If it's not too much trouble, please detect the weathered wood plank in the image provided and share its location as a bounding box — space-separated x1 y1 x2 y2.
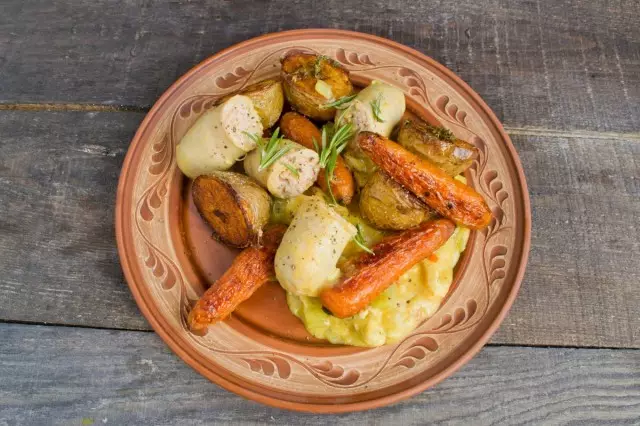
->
0 324 638 425
0 110 639 347
492 132 640 348
1 111 639 347
0 0 638 132
0 111 150 330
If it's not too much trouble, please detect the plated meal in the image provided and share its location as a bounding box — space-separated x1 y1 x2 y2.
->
117 29 530 411
179 52 491 347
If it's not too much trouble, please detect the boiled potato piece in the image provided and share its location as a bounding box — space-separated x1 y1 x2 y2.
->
218 79 284 129
192 172 271 248
244 140 320 199
275 198 356 297
281 53 353 121
359 171 436 230
336 80 406 137
337 81 406 187
176 95 262 178
397 119 478 176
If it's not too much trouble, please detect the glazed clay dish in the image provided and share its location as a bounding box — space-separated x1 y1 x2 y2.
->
116 29 531 412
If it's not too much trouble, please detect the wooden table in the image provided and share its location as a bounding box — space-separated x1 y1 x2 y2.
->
1 1 638 424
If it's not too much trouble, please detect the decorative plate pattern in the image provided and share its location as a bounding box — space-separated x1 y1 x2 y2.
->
116 29 530 413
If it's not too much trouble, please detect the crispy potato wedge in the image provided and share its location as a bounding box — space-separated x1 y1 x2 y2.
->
320 219 455 318
192 172 271 248
281 53 353 121
280 112 355 204
188 226 286 332
359 171 436 230
358 132 491 229
218 78 284 128
397 119 478 176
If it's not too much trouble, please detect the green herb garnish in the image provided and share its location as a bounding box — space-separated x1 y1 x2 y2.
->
314 55 329 79
317 123 354 204
370 94 385 122
245 127 292 171
321 94 357 110
353 224 374 254
283 162 300 177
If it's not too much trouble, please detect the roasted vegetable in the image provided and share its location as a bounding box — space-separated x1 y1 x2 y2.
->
359 171 436 230
275 198 357 297
218 79 284 129
281 53 353 121
336 80 406 138
358 132 492 229
244 136 320 199
397 119 478 176
177 95 262 178
192 172 271 248
188 225 286 333
337 81 406 187
280 112 355 204
320 219 456 318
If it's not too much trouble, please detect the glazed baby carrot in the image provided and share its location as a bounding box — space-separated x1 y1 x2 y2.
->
357 132 491 229
280 112 355 204
188 225 286 332
320 219 455 318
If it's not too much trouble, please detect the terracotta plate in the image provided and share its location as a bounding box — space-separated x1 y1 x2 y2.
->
116 29 531 412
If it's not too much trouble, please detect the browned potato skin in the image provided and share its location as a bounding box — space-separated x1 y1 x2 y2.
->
218 79 284 128
321 219 455 318
359 171 436 230
397 119 478 176
192 172 271 248
188 226 286 333
281 53 353 121
358 132 492 230
280 112 355 204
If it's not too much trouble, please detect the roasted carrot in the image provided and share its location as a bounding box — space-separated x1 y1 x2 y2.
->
188 225 286 332
280 112 355 204
320 219 455 318
358 132 492 229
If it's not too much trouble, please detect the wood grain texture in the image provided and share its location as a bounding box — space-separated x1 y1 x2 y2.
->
0 110 150 330
490 133 640 348
0 323 638 425
0 0 639 132
0 110 638 348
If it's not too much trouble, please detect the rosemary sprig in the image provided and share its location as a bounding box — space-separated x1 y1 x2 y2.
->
370 94 385 122
283 162 300 177
314 55 325 79
317 123 354 204
353 224 374 254
321 93 357 110
244 127 292 171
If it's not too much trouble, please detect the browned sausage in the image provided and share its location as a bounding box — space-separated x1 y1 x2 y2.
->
280 112 355 204
320 219 455 318
357 132 491 229
188 226 286 332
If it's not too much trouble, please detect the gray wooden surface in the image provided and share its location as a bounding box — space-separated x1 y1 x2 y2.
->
1 324 639 425
0 0 638 423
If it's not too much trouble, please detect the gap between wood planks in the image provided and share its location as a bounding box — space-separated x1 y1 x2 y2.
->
2 102 640 142
1 319 638 351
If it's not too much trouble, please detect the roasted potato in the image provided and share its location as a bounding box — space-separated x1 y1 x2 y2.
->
192 172 271 248
281 53 353 121
359 171 436 230
397 119 478 176
219 79 284 128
